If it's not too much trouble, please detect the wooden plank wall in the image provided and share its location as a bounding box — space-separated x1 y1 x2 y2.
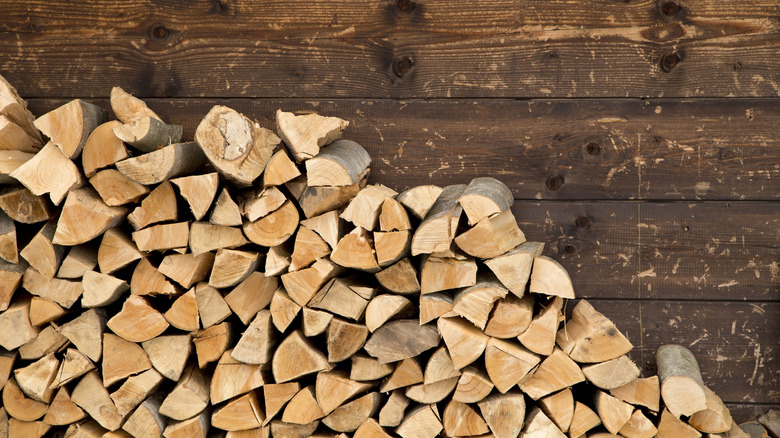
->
4 0 779 421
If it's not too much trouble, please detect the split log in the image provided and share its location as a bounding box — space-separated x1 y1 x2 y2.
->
379 197 411 232
109 369 164 418
240 186 287 222
309 277 372 321
340 184 397 231
688 386 733 434
232 310 275 365
225 272 278 325
50 348 94 389
529 256 575 299
265 244 291 276
380 358 423 392
519 349 585 400
0 262 24 312
131 222 189 252
270 287 302 332
116 142 205 185
101 333 151 386
374 230 411 267
262 149 301 187
33 99 106 159
396 404 443 438
171 173 219 220
18 326 67 360
190 221 248 255
52 187 125 246
0 350 16 389
63 419 107 437
209 249 259 288
405 377 458 404
130 258 178 296
583 355 641 390
10 142 82 205
0 75 42 146
192 322 231 368
158 252 214 289
452 367 493 404
569 401 602 438
419 293 454 324
420 255 477 294
484 337 540 393
43 388 86 426
58 245 98 279
323 392 381 433
290 226 331 271
297 169 369 218
272 330 331 383
452 276 508 329
477 390 526 438
3 376 48 422
106 295 169 343
365 295 413 332
82 271 128 308
458 177 513 225
375 258 420 295
331 227 379 272
163 410 210 438
378 390 409 427
364 319 440 364
71 371 124 430
194 282 232 328
113 116 183 152
196 105 278 186
8 418 50 438
437 317 489 370
355 418 391 438
484 293 534 338
610 375 660 413
211 349 269 404
23 267 83 308
539 388 574 433
276 110 349 163
758 410 780 438
269 420 318 438
89 169 149 206
97 228 144 274
29 297 65 326
442 399 489 437
281 258 344 307
524 408 566 438
0 211 17 264
20 221 63 278
0 150 34 185
556 299 633 363
210 188 243 226
593 390 634 435
159 364 210 421
315 371 372 415
411 185 466 256
141 334 191 382
122 394 167 438
263 382 301 426
0 187 50 224
81 121 128 177
56 308 105 361
619 409 658 438
109 87 160 123
350 354 393 382
243 200 299 247
127 181 178 230
455 209 526 259
740 421 769 438
396 185 443 221
211 392 264 431
300 210 342 250
302 307 333 337
14 352 58 402
656 344 708 417
518 297 563 356
327 318 369 363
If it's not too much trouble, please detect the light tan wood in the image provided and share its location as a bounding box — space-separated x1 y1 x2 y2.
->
484 293 534 338
300 210 342 250
396 404 443 438
43 387 86 426
737 421 767 438
618 409 657 438
453 276 508 329
211 349 269 405
302 307 333 337
458 177 514 225
529 255 576 299
455 209 526 259
107 295 169 343
159 364 209 421
485 337 541 393
110 87 161 124
3 376 48 422
0 263 23 313
355 417 392 438
539 388 574 433
263 382 301 426
350 354 392 382
225 271 278 325
28 297 65 326
163 410 210 438
262 148 301 187
13 353 58 403
211 391 265 431
265 244 291 276
122 394 167 438
420 255 477 294
304 139 373 189
314 370 371 416
101 333 151 387
33 99 106 158
380 358 424 392
58 245 98 279
20 221 63 278
89 169 149 206
421 346 459 385
22 267 83 308
281 257 344 307
116 142 205 185
0 211 17 265
758 410 780 438
113 116 183 153
411 184 466 256
364 319 439 364
375 258 420 295
569 401 602 438
209 248 259 288
56 308 105 362
189 221 248 255
81 271 128 308
437 316 489 370
0 349 16 390
110 368 164 418
243 200 298 247
71 370 124 431
171 172 219 221
327 318 369 363
309 277 372 321
657 408 702 438
519 296 563 356
374 230 411 268
8 418 50 437
241 186 287 221
97 228 144 274
365 294 413 332
593 390 634 435
210 187 243 226
656 344 708 418
323 392 381 433
419 293 454 324
158 252 214 289
378 197 411 232
10 142 82 205
290 226 331 271
609 375 660 413
275 110 348 162
582 355 640 390
331 226 379 272
0 75 42 146
18 325 67 360
689 386 733 434
0 150 34 185
340 184 397 230
452 367 493 404
0 187 50 224
81 121 129 177
519 349 585 400
192 321 231 368
127 181 178 230
130 257 178 296
232 310 275 364
405 377 458 404
63 419 107 437
524 407 566 438
556 299 633 363
270 286 302 332
377 390 409 428
442 399 489 437
298 168 368 218
193 281 231 328
272 330 331 383
50 348 94 389
131 221 189 252
396 185 443 221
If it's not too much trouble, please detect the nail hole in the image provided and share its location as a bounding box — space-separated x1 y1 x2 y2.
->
661 1 680 17
563 244 577 255
546 175 564 191
661 53 680 73
575 216 592 228
395 0 415 13
585 142 600 155
393 57 413 78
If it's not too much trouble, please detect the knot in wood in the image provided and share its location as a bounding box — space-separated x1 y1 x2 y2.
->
546 174 564 191
395 0 416 13
661 53 680 73
393 57 413 78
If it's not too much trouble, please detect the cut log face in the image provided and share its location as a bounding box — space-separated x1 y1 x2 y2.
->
538 388 574 433
263 382 301 426
656 344 708 418
281 258 344 307
0 263 23 312
270 286 302 332
33 99 106 159
43 387 87 426
272 330 332 383
452 367 493 404
192 321 232 368
0 187 51 224
82 270 128 308
110 368 164 418
19 325 68 360
315 371 372 415
327 318 369 363
0 78 42 148
454 209 526 259
159 364 210 421
484 293 534 338
71 370 124 431
113 116 183 153
98 228 144 274
582 354 641 390
195 282 232 328
53 187 126 246
437 317 488 370
262 148 301 187
232 310 275 365
243 200 299 247
309 277 372 321
518 349 585 400
364 319 440 364
14 352 59 403
10 142 83 205
211 391 265 432
240 186 288 222
484 337 540 393
365 294 413 332
300 210 342 250
50 348 95 389
609 375 660 413
529 256 575 299
110 86 160 124
276 110 349 163
419 292 454 325
211 187 243 226
405 376 458 404
331 226 379 272
411 184 466 256
56 308 105 362
396 185 443 220
190 221 248 255
323 392 381 433
0 150 34 185
380 358 424 392
374 230 411 268
304 138 372 188
458 177 514 225
106 295 169 343
556 299 633 363
158 251 214 289
340 184 397 231
619 409 658 438
116 142 205 185
375 258 420 295
23 267 83 308
477 391 526 438
225 271 278 325
350 354 393 382
89 169 149 206
127 180 178 230
58 244 98 279
171 172 219 220
453 277 508 330
396 404 443 438
131 257 178 296
3 376 48 422
209 248 259 288
442 399 489 437
122 394 167 438
420 255 477 294
211 349 269 405
20 220 64 278
132 222 189 252
569 401 602 438
524 407 566 438
518 296 563 356
101 333 151 387
290 225 331 271
656 408 702 438
378 390 410 428
265 244 291 277
688 386 733 434
142 334 191 382
593 390 634 435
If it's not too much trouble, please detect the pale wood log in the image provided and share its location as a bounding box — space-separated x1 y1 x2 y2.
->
272 330 332 383
130 258 178 296
419 293 454 324
529 255 575 299
241 186 287 221
209 248 259 288
232 310 275 365
374 230 411 267
609 375 660 413
122 394 167 438
50 348 94 389
82 271 128 308
23 267 83 308
290 226 331 271
8 418 50 437
263 382 301 426
33 99 106 158
365 319 439 364
453 276 508 330
350 354 393 382
265 244 291 276
113 116 183 153
109 369 164 418
739 421 769 438
304 138 371 186
107 295 168 343
262 148 301 187
519 296 563 356
377 390 409 428
198 274 234 327
0 187 50 224
52 187 125 246
101 333 151 387
0 75 42 146
365 294 413 332
379 197 411 232
298 167 369 218
29 297 65 326
618 409 657 438
420 255 477 294
405 377 458 404
0 262 23 312
127 181 177 230
71 370 124 430
211 391 264 431
315 371 372 415
708 422 752 438
331 226 380 272
20 220 63 278
422 346 460 385
302 307 333 337
243 200 298 247
210 187 243 226
442 399 489 437
131 222 189 252
0 350 16 390
158 252 214 289
211 349 269 404
270 286 302 332
396 404 443 438
485 337 541 393
593 390 634 435
18 325 68 360
163 410 210 438
89 169 149 206
141 334 191 381
97 228 144 274
656 344 708 417
0 297 40 350
196 105 278 186
225 272 277 325
309 277 372 321
63 419 107 437
109 86 160 124
437 317 488 370
0 211 17 264
519 349 585 400
43 387 86 426
286 173 308 200
539 388 574 433
116 142 205 185
455 209 526 259
484 293 534 338
171 172 219 221
192 321 231 368
556 299 633 363
396 185 443 221
269 420 319 438
689 386 733 434
14 353 58 403
10 142 82 205
375 258 420 295
355 418 392 438
582 355 640 390
3 377 47 422
452 367 493 404
81 121 129 177
323 392 381 433
758 410 780 438
276 110 348 162
300 210 342 250
380 358 423 392
0 150 34 185
328 318 369 363
56 309 105 362
281 257 344 307
189 222 248 256
340 184 397 230
58 245 98 279
411 184 466 256
458 177 514 225
159 364 209 421
569 401 602 438
524 407 566 438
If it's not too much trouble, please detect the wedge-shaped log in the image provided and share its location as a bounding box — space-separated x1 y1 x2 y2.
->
315 371 372 415
453 276 508 329
43 387 86 426
0 187 50 224
656 344 709 418
331 227 380 272
194 282 232 328
328 318 369 363
82 271 128 308
0 298 39 350
262 148 301 187
610 375 660 413
113 116 183 152
530 255 575 299
107 295 169 343
556 299 633 363
265 244 291 276
211 392 265 431
355 418 392 438
0 75 42 146
210 187 243 226
290 226 330 273
309 277 372 321
97 228 144 274
110 86 161 123
171 172 219 221
688 386 733 434
272 330 331 383
158 252 214 289
350 354 393 382
101 333 151 387
89 169 149 206
519 349 585 400
50 348 94 389
300 210 341 250
240 186 287 221
484 293 534 338
485 337 540 393
396 404 443 438
52 188 125 246
131 258 178 296
538 388 574 433
243 200 298 247
277 110 349 163
455 209 525 259
20 220 63 278
3 377 48 422
283 385 325 424
110 368 164 418
420 255 477 294
132 222 189 252
141 334 191 382
341 184 397 230
81 121 128 177
422 346 459 386
378 390 409 427
189 221 248 255
365 294 413 332
594 390 635 435
263 382 300 426
364 319 439 364
619 409 658 438
0 150 34 184
211 349 269 405
396 185 442 220
18 325 66 360
442 399 489 437
122 394 167 438
583 355 641 390
0 262 24 312
297 168 368 219
209 248 259 288
281 258 344 307
232 310 275 365
452 367 493 404
23 266 82 308
56 308 105 362
524 407 566 438
71 371 124 431
656 408 702 438
58 245 98 279
127 181 177 230
374 230 411 268
438 316 488 370
518 296 563 356
379 197 411 232
380 358 423 392
405 377 458 404
411 184 465 255
569 401 602 438
10 142 82 205
159 364 210 421
458 177 514 225
225 272 278 325
192 321 231 368
270 286 302 332
14 352 58 402
323 392 381 433
162 288 199 331
375 258 420 295
116 142 205 185
270 420 318 438
419 293 454 324
33 99 106 158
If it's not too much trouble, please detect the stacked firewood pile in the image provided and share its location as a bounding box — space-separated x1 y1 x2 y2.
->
0 74 759 438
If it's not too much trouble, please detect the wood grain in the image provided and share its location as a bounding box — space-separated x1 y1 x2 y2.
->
26 98 780 201
1 0 778 98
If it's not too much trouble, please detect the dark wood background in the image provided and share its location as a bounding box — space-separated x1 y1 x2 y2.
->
3 0 778 421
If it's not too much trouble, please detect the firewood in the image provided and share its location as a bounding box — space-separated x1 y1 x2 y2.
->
741 420 769 438
50 348 94 389
240 186 287 221
411 184 466 255
108 87 159 123
210 187 243 226
452 367 493 404
593 390 634 435
300 210 342 250
0 262 23 312
262 149 301 187
355 417 392 437
243 200 298 247
284 385 327 425
281 258 344 306
56 309 105 363
14 352 58 403
302 307 333 337
484 337 540 393
171 173 219 221
10 142 82 205
364 319 440 364
330 226 379 272
0 349 16 389
437 317 488 369
63 419 107 437
298 169 369 218
159 364 210 421
81 271 128 308
455 209 526 259
272 330 331 383
122 394 167 437
109 369 164 418
396 185 442 221
224 272 277 325
158 252 214 289
0 150 34 184
350 354 393 382
3 376 47 422
140 334 190 382
340 185 397 231
192 322 232 368
442 399 489 437
29 297 65 326
689 386 733 434
582 355 640 390
55 188 126 247
419 293 454 324
375 258 420 294
263 382 301 426
327 318 369 363
43 388 87 426
163 410 210 438
189 223 247 256
519 349 585 400
89 169 149 206
232 310 275 365
20 220 64 278
374 230 411 267
484 293 534 338
568 401 602 438
274 110 348 163
539 388 574 433
710 422 753 438
314 371 372 416
127 181 177 230
33 99 106 159
0 75 42 146
101 333 151 386
421 346 458 385
458 177 514 225
290 226 331 271
420 255 477 294
18 325 67 360
270 287 302 332
71 370 124 430
405 377 458 404
517 296 562 355
270 420 319 438
618 409 657 438
211 392 265 431
116 142 205 185
58 245 98 279
378 197 411 232
8 418 50 438
265 244 291 276
113 116 183 153
758 410 780 438
380 358 424 392
376 390 409 428
97 228 144 274
452 276 508 329
656 344 708 417
130 258 177 296
107 295 168 343
303 137 372 188
309 277 372 321
396 404 443 438
365 295 413 332
211 349 269 405
209 248 259 288
0 211 17 264
524 407 566 438
323 392 381 433
81 121 128 177
529 255 575 299
606 376 660 414
131 222 188 252
23 267 83 308
191 283 229 328
557 300 633 363
0 187 50 224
